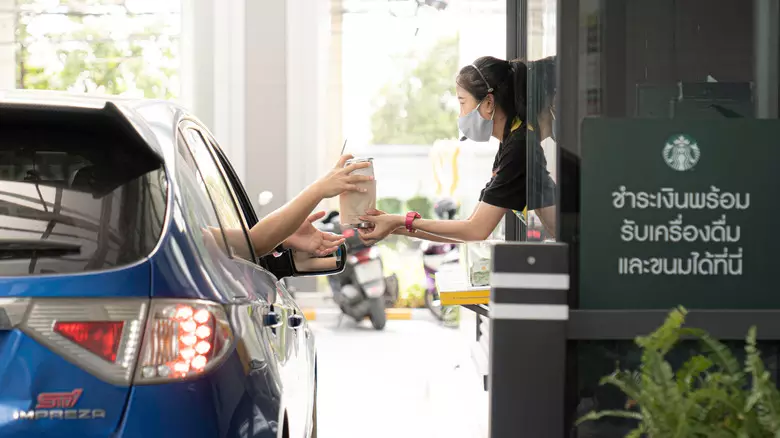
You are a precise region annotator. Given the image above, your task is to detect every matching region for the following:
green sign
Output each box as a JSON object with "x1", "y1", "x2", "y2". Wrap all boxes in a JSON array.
[{"x1": 580, "y1": 118, "x2": 780, "y2": 309}]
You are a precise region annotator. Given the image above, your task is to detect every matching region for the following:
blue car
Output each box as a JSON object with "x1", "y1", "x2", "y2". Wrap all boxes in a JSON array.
[{"x1": 0, "y1": 91, "x2": 342, "y2": 438}]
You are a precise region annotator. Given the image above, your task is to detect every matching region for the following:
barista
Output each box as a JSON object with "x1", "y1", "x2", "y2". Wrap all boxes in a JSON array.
[{"x1": 359, "y1": 56, "x2": 557, "y2": 243}]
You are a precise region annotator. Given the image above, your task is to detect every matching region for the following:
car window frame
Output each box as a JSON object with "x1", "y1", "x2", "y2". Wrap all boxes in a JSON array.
[
  {"x1": 198, "y1": 130, "x2": 259, "y2": 228},
  {"x1": 177, "y1": 119, "x2": 257, "y2": 264}
]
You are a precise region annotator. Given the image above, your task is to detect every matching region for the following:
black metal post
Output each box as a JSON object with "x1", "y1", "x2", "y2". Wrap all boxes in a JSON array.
[
  {"x1": 488, "y1": 242, "x2": 569, "y2": 438},
  {"x1": 504, "y1": 0, "x2": 527, "y2": 242}
]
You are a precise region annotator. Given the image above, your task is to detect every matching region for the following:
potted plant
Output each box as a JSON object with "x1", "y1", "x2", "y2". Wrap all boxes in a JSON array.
[{"x1": 577, "y1": 306, "x2": 780, "y2": 437}]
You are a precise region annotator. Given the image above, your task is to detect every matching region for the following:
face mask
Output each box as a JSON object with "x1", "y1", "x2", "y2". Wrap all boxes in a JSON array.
[
  {"x1": 550, "y1": 107, "x2": 557, "y2": 141},
  {"x1": 458, "y1": 101, "x2": 494, "y2": 142}
]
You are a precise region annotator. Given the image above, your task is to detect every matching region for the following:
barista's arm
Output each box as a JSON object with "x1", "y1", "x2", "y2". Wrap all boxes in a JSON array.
[
  {"x1": 391, "y1": 228, "x2": 461, "y2": 243},
  {"x1": 389, "y1": 202, "x2": 482, "y2": 243},
  {"x1": 362, "y1": 202, "x2": 506, "y2": 243}
]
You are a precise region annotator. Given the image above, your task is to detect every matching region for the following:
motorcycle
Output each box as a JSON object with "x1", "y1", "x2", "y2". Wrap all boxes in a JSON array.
[
  {"x1": 318, "y1": 211, "x2": 399, "y2": 330},
  {"x1": 422, "y1": 198, "x2": 460, "y2": 322}
]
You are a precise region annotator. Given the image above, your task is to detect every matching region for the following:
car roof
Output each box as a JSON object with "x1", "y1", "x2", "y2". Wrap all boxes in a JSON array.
[{"x1": 0, "y1": 89, "x2": 192, "y2": 164}]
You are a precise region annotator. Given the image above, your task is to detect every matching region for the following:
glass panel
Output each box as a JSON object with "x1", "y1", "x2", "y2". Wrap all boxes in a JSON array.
[
  {"x1": 526, "y1": 0, "x2": 558, "y2": 242},
  {"x1": 571, "y1": 0, "x2": 780, "y2": 309},
  {"x1": 174, "y1": 134, "x2": 250, "y2": 301},
  {"x1": 183, "y1": 129, "x2": 254, "y2": 262},
  {"x1": 0, "y1": 113, "x2": 166, "y2": 276},
  {"x1": 567, "y1": 0, "x2": 780, "y2": 435}
]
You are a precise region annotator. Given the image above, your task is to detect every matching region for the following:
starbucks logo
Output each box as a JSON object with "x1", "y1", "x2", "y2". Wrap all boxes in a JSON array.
[{"x1": 663, "y1": 134, "x2": 700, "y2": 171}]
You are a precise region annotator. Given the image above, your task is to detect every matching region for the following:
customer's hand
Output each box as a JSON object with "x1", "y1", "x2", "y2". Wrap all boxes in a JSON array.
[
  {"x1": 312, "y1": 155, "x2": 374, "y2": 199},
  {"x1": 283, "y1": 211, "x2": 345, "y2": 257},
  {"x1": 357, "y1": 209, "x2": 403, "y2": 244}
]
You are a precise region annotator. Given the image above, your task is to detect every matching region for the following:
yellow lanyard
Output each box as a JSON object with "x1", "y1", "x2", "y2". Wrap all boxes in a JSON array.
[{"x1": 507, "y1": 117, "x2": 529, "y2": 224}]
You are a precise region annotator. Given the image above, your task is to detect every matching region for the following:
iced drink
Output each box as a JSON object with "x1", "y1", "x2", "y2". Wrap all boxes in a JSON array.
[{"x1": 339, "y1": 157, "x2": 376, "y2": 229}]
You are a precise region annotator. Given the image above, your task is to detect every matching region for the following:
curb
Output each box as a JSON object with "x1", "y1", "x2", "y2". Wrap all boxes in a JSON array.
[{"x1": 302, "y1": 307, "x2": 440, "y2": 322}]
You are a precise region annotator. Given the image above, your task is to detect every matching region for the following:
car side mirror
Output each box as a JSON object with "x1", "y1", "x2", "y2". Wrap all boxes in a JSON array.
[
  {"x1": 258, "y1": 244, "x2": 346, "y2": 280},
  {"x1": 288, "y1": 244, "x2": 346, "y2": 277}
]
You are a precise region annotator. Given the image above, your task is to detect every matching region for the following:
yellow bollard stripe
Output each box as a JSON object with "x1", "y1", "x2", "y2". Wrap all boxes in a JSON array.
[
  {"x1": 301, "y1": 308, "x2": 425, "y2": 321},
  {"x1": 385, "y1": 308, "x2": 412, "y2": 320}
]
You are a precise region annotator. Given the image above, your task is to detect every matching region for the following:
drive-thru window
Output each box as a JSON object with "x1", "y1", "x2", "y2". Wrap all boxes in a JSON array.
[{"x1": 460, "y1": 0, "x2": 780, "y2": 436}]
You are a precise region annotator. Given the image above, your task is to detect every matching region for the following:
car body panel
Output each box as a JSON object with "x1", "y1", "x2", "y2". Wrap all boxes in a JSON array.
[
  {"x1": 0, "y1": 263, "x2": 151, "y2": 298},
  {"x1": 0, "y1": 330, "x2": 129, "y2": 438}
]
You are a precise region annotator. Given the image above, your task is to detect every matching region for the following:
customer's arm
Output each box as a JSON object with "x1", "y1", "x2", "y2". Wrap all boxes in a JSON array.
[
  {"x1": 247, "y1": 155, "x2": 372, "y2": 256},
  {"x1": 247, "y1": 184, "x2": 326, "y2": 256}
]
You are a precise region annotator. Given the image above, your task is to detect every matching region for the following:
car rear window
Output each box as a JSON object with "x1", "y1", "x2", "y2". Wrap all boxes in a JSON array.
[{"x1": 0, "y1": 105, "x2": 168, "y2": 276}]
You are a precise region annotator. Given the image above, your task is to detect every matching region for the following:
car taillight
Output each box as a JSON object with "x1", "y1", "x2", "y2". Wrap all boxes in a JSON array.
[
  {"x1": 8, "y1": 298, "x2": 233, "y2": 386},
  {"x1": 135, "y1": 300, "x2": 232, "y2": 383},
  {"x1": 53, "y1": 321, "x2": 124, "y2": 362},
  {"x1": 19, "y1": 299, "x2": 146, "y2": 385}
]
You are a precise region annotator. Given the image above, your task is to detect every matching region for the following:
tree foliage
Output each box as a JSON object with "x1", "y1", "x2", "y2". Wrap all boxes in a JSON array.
[
  {"x1": 370, "y1": 34, "x2": 459, "y2": 145},
  {"x1": 15, "y1": 0, "x2": 179, "y2": 99}
]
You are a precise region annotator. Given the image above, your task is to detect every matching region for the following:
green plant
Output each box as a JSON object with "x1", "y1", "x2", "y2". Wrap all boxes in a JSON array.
[
  {"x1": 377, "y1": 197, "x2": 404, "y2": 215},
  {"x1": 370, "y1": 34, "x2": 460, "y2": 145},
  {"x1": 577, "y1": 306, "x2": 780, "y2": 437},
  {"x1": 15, "y1": 1, "x2": 179, "y2": 99},
  {"x1": 406, "y1": 196, "x2": 433, "y2": 218},
  {"x1": 395, "y1": 284, "x2": 426, "y2": 309}
]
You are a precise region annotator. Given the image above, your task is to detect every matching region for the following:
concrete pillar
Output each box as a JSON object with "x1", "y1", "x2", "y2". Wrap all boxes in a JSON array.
[
  {"x1": 286, "y1": 0, "x2": 330, "y2": 203},
  {"x1": 244, "y1": 1, "x2": 287, "y2": 213},
  {"x1": 0, "y1": 0, "x2": 16, "y2": 89},
  {"x1": 323, "y1": 0, "x2": 344, "y2": 212},
  {"x1": 185, "y1": 1, "x2": 332, "y2": 292}
]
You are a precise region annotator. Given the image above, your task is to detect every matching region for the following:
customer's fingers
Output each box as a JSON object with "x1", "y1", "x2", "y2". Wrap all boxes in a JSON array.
[
  {"x1": 364, "y1": 208, "x2": 383, "y2": 216},
  {"x1": 345, "y1": 174, "x2": 373, "y2": 184},
  {"x1": 306, "y1": 211, "x2": 326, "y2": 223},
  {"x1": 335, "y1": 154, "x2": 354, "y2": 168},
  {"x1": 342, "y1": 161, "x2": 371, "y2": 174},
  {"x1": 318, "y1": 245, "x2": 340, "y2": 257},
  {"x1": 324, "y1": 235, "x2": 345, "y2": 245},
  {"x1": 342, "y1": 184, "x2": 366, "y2": 193}
]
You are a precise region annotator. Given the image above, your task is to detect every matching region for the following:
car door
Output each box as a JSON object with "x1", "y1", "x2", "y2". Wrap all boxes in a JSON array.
[
  {"x1": 194, "y1": 125, "x2": 312, "y2": 437},
  {"x1": 276, "y1": 278, "x2": 316, "y2": 432}
]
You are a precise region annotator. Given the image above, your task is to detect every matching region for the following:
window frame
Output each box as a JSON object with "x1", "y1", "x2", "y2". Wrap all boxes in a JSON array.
[
  {"x1": 201, "y1": 131, "x2": 259, "y2": 228},
  {"x1": 177, "y1": 119, "x2": 257, "y2": 263}
]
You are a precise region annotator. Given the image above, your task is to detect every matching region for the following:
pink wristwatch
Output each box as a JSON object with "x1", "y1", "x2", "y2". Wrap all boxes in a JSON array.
[{"x1": 405, "y1": 211, "x2": 421, "y2": 233}]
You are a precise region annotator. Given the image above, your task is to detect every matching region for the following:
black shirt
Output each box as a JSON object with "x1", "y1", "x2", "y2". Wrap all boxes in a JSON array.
[{"x1": 479, "y1": 125, "x2": 556, "y2": 212}]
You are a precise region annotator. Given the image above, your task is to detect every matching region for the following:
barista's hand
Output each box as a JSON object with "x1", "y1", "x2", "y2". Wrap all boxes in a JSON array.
[
  {"x1": 358, "y1": 209, "x2": 404, "y2": 243},
  {"x1": 283, "y1": 211, "x2": 345, "y2": 257},
  {"x1": 312, "y1": 155, "x2": 374, "y2": 199}
]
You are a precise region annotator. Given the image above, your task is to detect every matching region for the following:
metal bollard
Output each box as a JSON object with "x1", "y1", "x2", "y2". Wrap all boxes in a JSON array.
[{"x1": 488, "y1": 242, "x2": 569, "y2": 438}]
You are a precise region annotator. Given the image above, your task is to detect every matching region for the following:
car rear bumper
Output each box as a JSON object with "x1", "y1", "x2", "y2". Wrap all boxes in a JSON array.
[{"x1": 115, "y1": 352, "x2": 281, "y2": 438}]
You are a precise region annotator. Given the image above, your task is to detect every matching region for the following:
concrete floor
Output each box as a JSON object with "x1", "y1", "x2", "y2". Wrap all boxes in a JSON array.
[{"x1": 311, "y1": 314, "x2": 488, "y2": 438}]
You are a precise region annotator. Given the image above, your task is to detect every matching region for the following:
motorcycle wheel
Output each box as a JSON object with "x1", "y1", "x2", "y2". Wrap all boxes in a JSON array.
[
  {"x1": 368, "y1": 297, "x2": 386, "y2": 330},
  {"x1": 424, "y1": 289, "x2": 445, "y2": 321}
]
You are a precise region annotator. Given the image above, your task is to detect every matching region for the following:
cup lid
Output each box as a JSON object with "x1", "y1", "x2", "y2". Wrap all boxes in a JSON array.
[{"x1": 345, "y1": 157, "x2": 373, "y2": 165}]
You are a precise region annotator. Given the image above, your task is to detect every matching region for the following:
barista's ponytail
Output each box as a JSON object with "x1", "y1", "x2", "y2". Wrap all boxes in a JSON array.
[{"x1": 506, "y1": 59, "x2": 528, "y2": 137}]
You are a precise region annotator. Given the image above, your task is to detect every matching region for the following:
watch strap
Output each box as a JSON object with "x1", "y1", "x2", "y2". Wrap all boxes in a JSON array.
[{"x1": 405, "y1": 211, "x2": 421, "y2": 233}]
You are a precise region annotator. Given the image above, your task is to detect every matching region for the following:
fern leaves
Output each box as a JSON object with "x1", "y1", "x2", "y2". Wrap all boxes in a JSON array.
[{"x1": 577, "y1": 307, "x2": 780, "y2": 437}]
